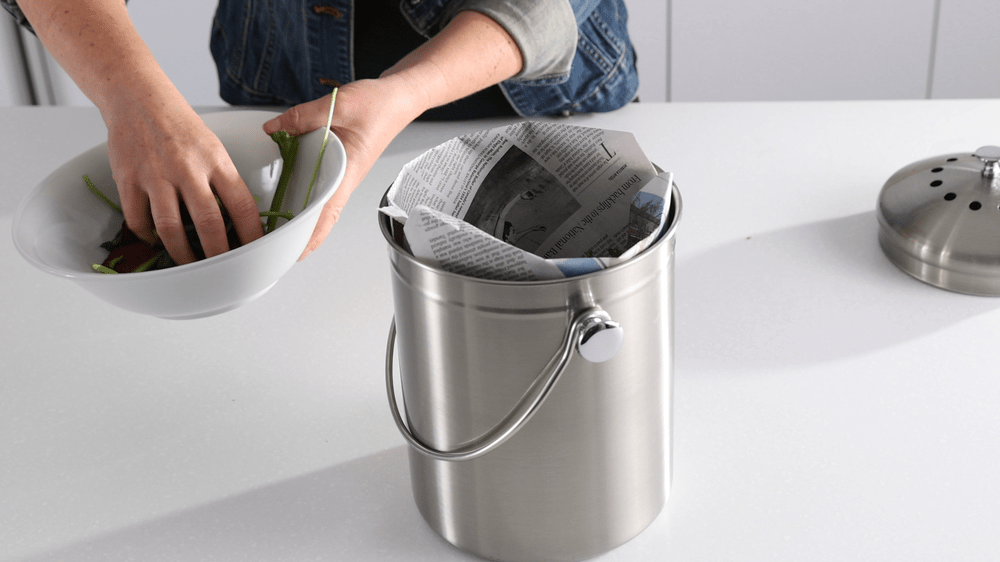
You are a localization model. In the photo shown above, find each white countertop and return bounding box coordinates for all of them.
[3,100,1000,561]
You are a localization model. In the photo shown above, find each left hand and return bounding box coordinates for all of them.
[263,76,425,259]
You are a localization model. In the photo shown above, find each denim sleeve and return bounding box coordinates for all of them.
[455,0,577,81]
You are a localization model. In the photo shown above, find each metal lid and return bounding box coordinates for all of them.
[877,146,1000,296]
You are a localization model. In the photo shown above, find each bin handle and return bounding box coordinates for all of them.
[385,307,621,462]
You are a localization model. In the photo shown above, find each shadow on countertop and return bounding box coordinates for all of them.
[674,211,1000,373]
[17,447,480,562]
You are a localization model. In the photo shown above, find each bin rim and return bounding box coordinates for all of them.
[378,182,682,287]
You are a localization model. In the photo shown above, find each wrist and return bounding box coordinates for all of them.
[97,68,192,132]
[374,70,438,122]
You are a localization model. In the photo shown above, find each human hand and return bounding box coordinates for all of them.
[104,97,264,264]
[262,76,426,259]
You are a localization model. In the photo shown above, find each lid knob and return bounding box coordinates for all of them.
[975,145,1000,177]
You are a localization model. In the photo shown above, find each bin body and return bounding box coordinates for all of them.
[382,185,679,562]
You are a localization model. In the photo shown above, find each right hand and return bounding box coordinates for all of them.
[262,77,425,260]
[104,95,264,264]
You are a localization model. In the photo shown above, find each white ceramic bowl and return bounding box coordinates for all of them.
[12,110,346,319]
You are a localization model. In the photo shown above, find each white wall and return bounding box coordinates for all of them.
[669,0,937,101]
[931,0,1000,98]
[626,0,668,103]
[623,0,1000,102]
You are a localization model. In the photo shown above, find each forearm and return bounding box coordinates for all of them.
[381,9,524,115]
[15,0,180,116]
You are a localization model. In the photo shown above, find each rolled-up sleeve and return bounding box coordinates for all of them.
[456,0,577,81]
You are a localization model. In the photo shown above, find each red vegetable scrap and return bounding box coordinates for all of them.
[100,221,167,273]
[97,204,244,274]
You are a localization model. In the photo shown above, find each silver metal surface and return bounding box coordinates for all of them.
[380,184,681,562]
[384,307,619,462]
[975,145,1000,177]
[877,146,1000,296]
[576,310,624,363]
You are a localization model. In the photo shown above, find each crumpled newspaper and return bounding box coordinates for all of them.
[380,121,674,281]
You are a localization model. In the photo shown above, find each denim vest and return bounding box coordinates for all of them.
[209,0,638,117]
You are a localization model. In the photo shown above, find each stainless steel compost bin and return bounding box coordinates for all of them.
[380,183,681,562]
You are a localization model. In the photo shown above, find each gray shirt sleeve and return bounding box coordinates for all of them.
[455,0,577,81]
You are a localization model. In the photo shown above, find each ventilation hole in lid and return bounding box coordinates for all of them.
[944,193,957,201]
[930,180,943,187]
[932,167,944,173]
[970,201,982,210]
[947,158,958,162]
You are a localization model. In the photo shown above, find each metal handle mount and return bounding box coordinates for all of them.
[385,307,624,462]
[975,145,1000,178]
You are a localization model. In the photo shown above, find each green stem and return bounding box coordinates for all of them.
[303,87,338,211]
[133,250,166,273]
[84,174,123,215]
[92,263,119,274]
[259,210,295,221]
[267,131,300,233]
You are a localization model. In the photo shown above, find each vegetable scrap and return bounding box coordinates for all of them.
[265,129,299,234]
[87,140,284,273]
[91,198,242,274]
